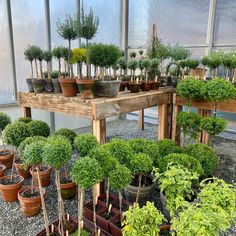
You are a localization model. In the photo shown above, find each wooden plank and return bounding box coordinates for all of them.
[138,109,144,130]
[22,106,31,118]
[158,104,169,140]
[171,104,183,144]
[92,119,106,144]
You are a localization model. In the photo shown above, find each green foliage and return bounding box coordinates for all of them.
[140,59,151,70]
[129,153,153,175]
[127,60,138,71]
[43,135,72,169]
[154,165,198,216]
[139,50,143,56]
[187,59,199,69]
[201,78,236,102]
[24,45,42,60]
[70,48,87,63]
[169,44,191,62]
[185,144,219,176]
[24,45,34,62]
[15,117,32,123]
[130,52,136,59]
[176,77,205,103]
[157,139,183,157]
[105,138,132,166]
[52,46,64,59]
[117,57,127,71]
[53,128,77,146]
[70,229,89,236]
[22,140,46,166]
[28,120,50,137]
[176,111,201,139]
[61,47,70,60]
[209,51,222,68]
[159,153,203,176]
[109,164,132,190]
[70,156,103,189]
[201,117,227,136]
[89,43,121,67]
[3,121,32,147]
[51,71,59,78]
[43,50,52,62]
[0,112,11,131]
[122,201,165,236]
[74,133,98,157]
[201,56,210,67]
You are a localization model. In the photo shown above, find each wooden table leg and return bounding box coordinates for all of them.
[158,104,169,140]
[171,104,183,144]
[22,106,31,118]
[92,119,106,144]
[138,109,144,130]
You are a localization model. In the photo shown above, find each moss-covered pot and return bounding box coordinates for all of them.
[26,78,34,93]
[76,79,95,99]
[93,80,121,98]
[32,79,45,93]
[52,78,62,93]
[60,175,77,200]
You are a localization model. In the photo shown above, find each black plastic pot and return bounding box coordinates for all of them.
[26,78,34,92]
[52,78,62,93]
[32,79,45,93]
[93,80,121,98]
[44,79,54,92]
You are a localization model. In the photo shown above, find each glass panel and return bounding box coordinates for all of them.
[11,0,46,92]
[0,1,15,103]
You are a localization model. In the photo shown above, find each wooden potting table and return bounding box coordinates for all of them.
[17,88,173,144]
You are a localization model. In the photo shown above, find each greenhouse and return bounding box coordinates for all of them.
[0,0,236,235]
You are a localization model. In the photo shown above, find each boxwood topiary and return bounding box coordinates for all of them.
[157,139,183,157]
[15,117,32,123]
[185,144,219,176]
[159,153,203,176]
[3,121,32,147]
[74,133,99,157]
[28,120,50,137]
[200,117,227,136]
[0,112,11,131]
[53,128,77,146]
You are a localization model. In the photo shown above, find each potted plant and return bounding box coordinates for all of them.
[57,15,78,97]
[53,128,77,147]
[76,6,99,98]
[70,156,104,236]
[187,59,199,76]
[70,48,87,78]
[127,60,140,93]
[124,153,153,205]
[28,120,51,137]
[157,139,183,158]
[43,50,53,92]
[122,201,166,236]
[140,59,151,91]
[117,57,127,91]
[149,58,161,90]
[0,112,13,169]
[108,164,132,236]
[43,135,73,234]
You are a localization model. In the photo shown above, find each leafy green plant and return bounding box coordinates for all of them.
[51,70,59,79]
[127,60,138,78]
[187,59,199,69]
[141,59,151,81]
[28,120,50,137]
[70,48,87,77]
[43,50,52,79]
[53,128,76,146]
[201,117,227,136]
[0,112,11,150]
[185,143,219,177]
[157,139,183,157]
[52,46,64,74]
[74,133,98,157]
[148,58,160,79]
[159,153,203,176]
[15,117,32,123]
[130,52,136,59]
[169,44,191,62]
[123,201,165,236]
[24,46,35,78]
[117,57,127,76]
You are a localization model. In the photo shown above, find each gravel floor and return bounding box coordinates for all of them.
[0,120,235,236]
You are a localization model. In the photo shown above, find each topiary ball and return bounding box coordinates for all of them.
[43,135,72,169]
[70,156,104,189]
[109,164,132,190]
[185,144,219,176]
[53,128,77,146]
[159,153,203,176]
[157,139,183,157]
[15,117,32,123]
[3,121,32,147]
[0,112,11,131]
[201,117,227,136]
[28,120,50,137]
[74,134,99,157]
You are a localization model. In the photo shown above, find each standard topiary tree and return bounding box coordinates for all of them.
[70,157,103,236]
[157,139,183,157]
[129,153,153,205]
[52,46,64,75]
[15,117,32,123]
[127,60,138,80]
[53,128,77,146]
[0,112,11,151]
[43,50,52,80]
[28,120,50,137]
[74,133,99,157]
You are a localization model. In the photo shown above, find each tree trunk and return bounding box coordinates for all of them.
[118,191,123,222]
[78,188,85,236]
[58,58,61,75]
[35,59,39,78]
[47,62,51,79]
[135,174,142,206]
[10,149,15,181]
[30,61,33,78]
[86,39,90,79]
[106,178,109,208]
[0,130,5,152]
[68,40,71,77]
[39,61,43,79]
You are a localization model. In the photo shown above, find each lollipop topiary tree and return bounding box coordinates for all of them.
[53,128,77,147]
[28,120,50,137]
[52,46,64,75]
[43,50,52,80]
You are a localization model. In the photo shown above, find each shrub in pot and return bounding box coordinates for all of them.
[117,57,128,91]
[127,60,140,93]
[149,58,161,90]
[70,156,104,236]
[28,120,50,138]
[70,48,87,78]
[43,50,54,92]
[157,139,183,158]
[15,117,32,123]
[53,128,77,147]
[140,59,152,91]
[0,112,13,169]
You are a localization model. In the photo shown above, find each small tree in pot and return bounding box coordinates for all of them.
[43,50,53,92]
[28,120,50,138]
[53,128,77,147]
[127,60,140,93]
[24,46,35,92]
[52,46,64,76]
[70,48,87,77]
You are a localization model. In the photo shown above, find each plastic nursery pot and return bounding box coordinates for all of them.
[112,198,131,213]
[54,215,77,235]
[76,78,95,99]
[32,79,45,93]
[18,186,45,217]
[93,80,121,98]
[98,193,118,206]
[109,214,123,236]
[84,200,106,222]
[151,81,161,90]
[59,78,78,97]
[128,82,141,93]
[52,78,62,93]
[159,224,171,236]
[35,225,59,236]
[26,78,34,92]
[14,159,31,179]
[44,79,54,93]
[141,82,152,91]
[0,149,14,169]
[119,81,127,91]
[30,166,52,187]
[0,175,24,202]
[60,174,77,200]
[0,164,6,178]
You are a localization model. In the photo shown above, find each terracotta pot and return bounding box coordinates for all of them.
[44,79,54,92]
[54,215,77,235]
[52,78,62,93]
[151,81,161,90]
[141,82,152,91]
[0,175,24,202]
[14,159,30,179]
[59,78,78,97]
[0,149,14,169]
[0,164,6,178]
[84,200,106,222]
[18,186,45,217]
[26,78,34,92]
[109,214,122,236]
[129,82,141,93]
[76,79,95,99]
[32,79,45,93]
[60,177,77,200]
[119,82,127,91]
[93,80,121,98]
[30,166,52,187]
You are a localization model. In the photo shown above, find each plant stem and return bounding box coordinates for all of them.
[39,61,43,79]
[92,184,98,234]
[59,58,61,75]
[106,178,109,208]
[86,39,89,79]
[0,130,5,152]
[31,165,34,195]
[135,174,142,206]
[47,62,51,80]
[118,191,123,222]
[68,39,71,77]
[78,188,84,236]
[64,167,68,179]
[10,148,15,182]
[30,61,33,78]
[35,59,39,78]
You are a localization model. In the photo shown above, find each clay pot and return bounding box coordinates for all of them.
[0,164,6,178]
[76,79,95,99]
[119,82,127,91]
[0,149,14,169]
[52,78,62,93]
[44,79,54,92]
[59,78,78,97]
[14,159,30,179]
[32,79,45,93]
[93,80,121,98]
[0,175,24,202]
[30,166,52,187]
[129,82,141,93]
[141,82,152,91]
[26,78,34,92]
[60,176,77,200]
[151,81,161,90]
[18,186,45,217]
